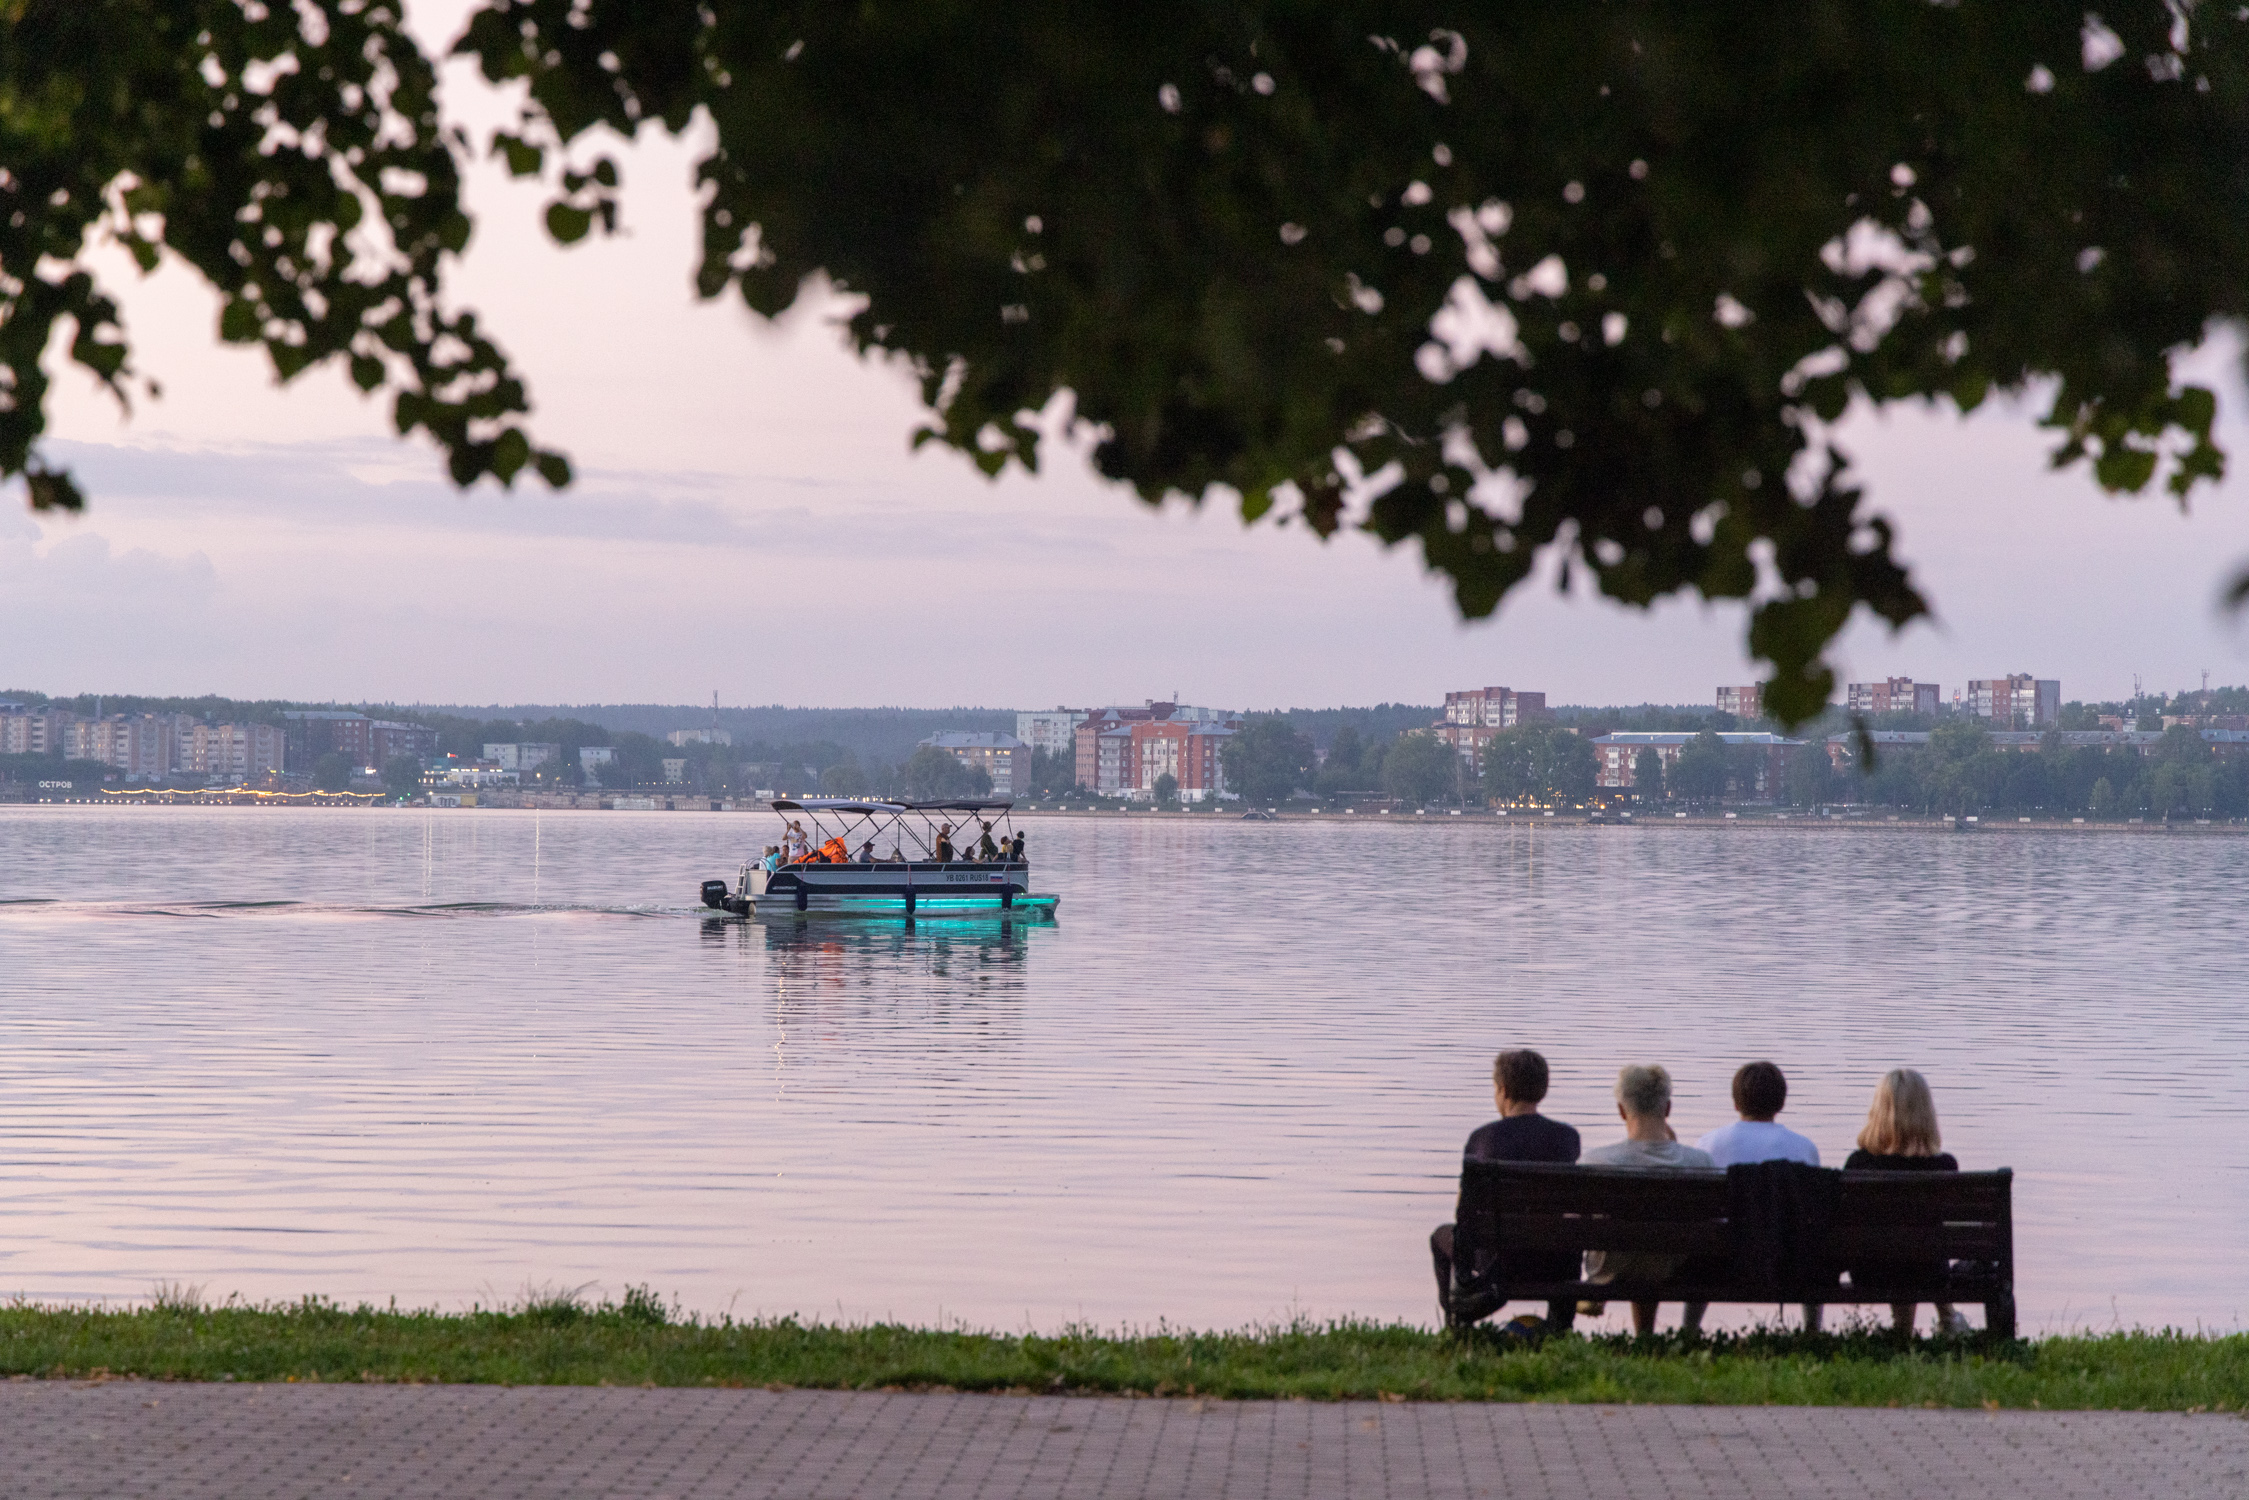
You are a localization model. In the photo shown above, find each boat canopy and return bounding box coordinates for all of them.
[769,798,1015,814]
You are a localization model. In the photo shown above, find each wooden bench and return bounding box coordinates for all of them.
[1444,1161,2015,1337]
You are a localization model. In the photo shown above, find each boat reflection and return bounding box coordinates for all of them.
[700,908,1053,999]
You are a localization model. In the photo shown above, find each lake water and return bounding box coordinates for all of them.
[2,806,2243,1336]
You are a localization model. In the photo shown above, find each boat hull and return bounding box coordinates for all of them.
[720,860,1058,918]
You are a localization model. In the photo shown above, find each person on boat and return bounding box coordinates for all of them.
[856,840,876,864]
[1009,831,1026,862]
[934,824,955,861]
[760,845,784,874]
[786,821,812,862]
[977,821,1000,861]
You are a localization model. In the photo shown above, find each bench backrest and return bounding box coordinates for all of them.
[1456,1160,2012,1270]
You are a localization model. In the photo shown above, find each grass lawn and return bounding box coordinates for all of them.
[1,1291,2243,1408]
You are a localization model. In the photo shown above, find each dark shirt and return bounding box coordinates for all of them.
[1464,1113,1580,1164]
[1843,1150,1958,1171]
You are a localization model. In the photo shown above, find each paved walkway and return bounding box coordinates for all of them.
[2,1384,2245,1498]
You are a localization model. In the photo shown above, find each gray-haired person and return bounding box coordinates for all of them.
[1581,1064,1714,1336]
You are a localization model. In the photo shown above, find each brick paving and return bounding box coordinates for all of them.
[2,1384,2245,1498]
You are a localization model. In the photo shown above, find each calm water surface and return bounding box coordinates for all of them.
[2,807,2243,1334]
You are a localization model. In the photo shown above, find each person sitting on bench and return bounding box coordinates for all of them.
[1844,1068,1966,1335]
[1696,1061,1820,1166]
[1694,1059,1824,1331]
[1581,1064,1715,1336]
[1429,1048,1579,1329]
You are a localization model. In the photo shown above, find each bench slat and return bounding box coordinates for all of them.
[1496,1215,1731,1255]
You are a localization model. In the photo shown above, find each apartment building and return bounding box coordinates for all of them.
[1845,677,1941,717]
[1015,709,1088,759]
[65,714,176,779]
[176,720,285,780]
[1962,675,2060,728]
[1591,731,1805,798]
[282,710,374,769]
[921,731,1027,796]
[1072,701,1228,790]
[0,703,73,756]
[1432,686,1551,775]
[1715,685,1763,720]
[483,742,562,774]
[1124,718,1235,801]
[370,721,437,766]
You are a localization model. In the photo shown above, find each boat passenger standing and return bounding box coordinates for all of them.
[935,824,955,862]
[787,821,812,862]
[977,822,999,861]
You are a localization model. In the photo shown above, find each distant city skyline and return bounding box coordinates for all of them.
[9,95,2249,710]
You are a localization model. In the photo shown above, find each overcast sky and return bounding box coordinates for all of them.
[10,30,2249,711]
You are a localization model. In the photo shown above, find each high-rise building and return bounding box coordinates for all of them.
[1963,675,2060,728]
[1071,702,1227,790]
[1432,686,1552,775]
[370,721,438,766]
[1845,678,1940,717]
[1715,685,1763,720]
[65,714,176,779]
[1015,709,1088,759]
[282,710,373,770]
[176,721,285,780]
[1123,719,1235,801]
[0,704,75,757]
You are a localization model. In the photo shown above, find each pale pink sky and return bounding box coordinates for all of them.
[8,21,2249,709]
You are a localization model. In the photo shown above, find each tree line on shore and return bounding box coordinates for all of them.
[1219,712,2249,819]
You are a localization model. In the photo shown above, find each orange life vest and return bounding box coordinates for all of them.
[819,837,850,864]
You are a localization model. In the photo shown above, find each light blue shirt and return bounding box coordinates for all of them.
[1695,1119,1821,1167]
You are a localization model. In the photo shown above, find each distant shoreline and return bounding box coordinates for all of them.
[1011,807,2249,834]
[9,799,2242,834]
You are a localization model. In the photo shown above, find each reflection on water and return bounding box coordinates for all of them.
[1,806,2246,1335]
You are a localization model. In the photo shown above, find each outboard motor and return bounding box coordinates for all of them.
[700,879,729,910]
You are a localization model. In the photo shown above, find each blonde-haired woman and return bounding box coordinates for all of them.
[1844,1069,1966,1334]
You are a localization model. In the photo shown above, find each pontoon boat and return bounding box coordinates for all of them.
[698,798,1058,918]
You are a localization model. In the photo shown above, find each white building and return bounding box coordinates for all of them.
[666,728,732,747]
[1015,709,1087,759]
[483,742,561,774]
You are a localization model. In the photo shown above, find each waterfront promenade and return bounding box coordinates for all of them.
[5,1384,2245,1498]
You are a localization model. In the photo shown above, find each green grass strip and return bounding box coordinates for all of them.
[2,1292,2243,1408]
